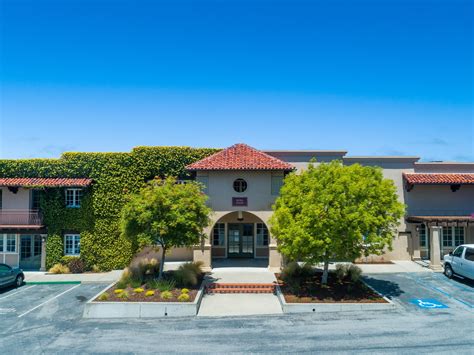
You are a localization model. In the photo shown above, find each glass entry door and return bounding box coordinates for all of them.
[228,224,254,258]
[19,235,42,270]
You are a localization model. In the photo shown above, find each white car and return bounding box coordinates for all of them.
[443,244,474,280]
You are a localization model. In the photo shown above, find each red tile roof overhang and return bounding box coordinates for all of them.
[186,143,294,171]
[0,178,93,188]
[403,173,474,185]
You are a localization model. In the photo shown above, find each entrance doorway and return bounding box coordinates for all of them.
[19,235,42,270]
[228,223,254,258]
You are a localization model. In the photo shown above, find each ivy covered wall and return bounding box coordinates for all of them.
[0,147,219,270]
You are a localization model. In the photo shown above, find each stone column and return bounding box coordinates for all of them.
[268,232,282,271]
[40,235,47,272]
[193,224,212,271]
[429,226,443,271]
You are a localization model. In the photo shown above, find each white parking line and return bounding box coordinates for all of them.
[0,285,36,300]
[18,284,81,318]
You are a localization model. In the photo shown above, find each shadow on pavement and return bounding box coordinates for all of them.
[363,276,405,300]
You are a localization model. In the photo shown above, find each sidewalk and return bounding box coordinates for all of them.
[24,270,122,284]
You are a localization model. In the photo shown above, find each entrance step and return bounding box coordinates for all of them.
[206,282,276,294]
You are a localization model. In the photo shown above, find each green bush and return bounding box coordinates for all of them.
[117,291,129,300]
[181,288,189,294]
[160,290,172,300]
[49,263,70,274]
[177,293,190,302]
[173,262,204,287]
[129,257,160,282]
[98,293,109,301]
[130,279,143,288]
[334,264,362,283]
[348,265,362,283]
[147,278,176,292]
[335,264,349,283]
[280,261,314,294]
[67,257,85,274]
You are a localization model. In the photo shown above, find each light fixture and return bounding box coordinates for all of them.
[237,211,243,221]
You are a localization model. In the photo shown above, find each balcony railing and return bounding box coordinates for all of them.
[0,209,43,226]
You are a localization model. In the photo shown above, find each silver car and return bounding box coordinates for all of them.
[0,263,25,288]
[443,244,474,280]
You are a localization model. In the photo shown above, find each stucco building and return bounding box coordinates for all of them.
[1,143,473,271]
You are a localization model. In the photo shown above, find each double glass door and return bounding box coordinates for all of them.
[228,223,254,258]
[19,235,42,270]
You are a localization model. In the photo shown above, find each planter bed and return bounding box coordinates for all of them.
[275,272,395,313]
[83,282,205,318]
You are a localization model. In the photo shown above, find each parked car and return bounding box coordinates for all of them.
[0,263,25,288]
[443,244,474,280]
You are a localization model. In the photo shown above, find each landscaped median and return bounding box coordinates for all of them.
[274,263,396,313]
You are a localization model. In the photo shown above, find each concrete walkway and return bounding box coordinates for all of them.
[24,270,122,284]
[353,260,433,274]
[198,267,282,317]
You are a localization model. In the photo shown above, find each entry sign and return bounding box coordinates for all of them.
[410,299,448,309]
[232,197,248,207]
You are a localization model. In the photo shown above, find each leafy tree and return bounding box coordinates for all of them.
[270,161,405,284]
[121,177,211,279]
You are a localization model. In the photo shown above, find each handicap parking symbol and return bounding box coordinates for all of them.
[410,299,448,309]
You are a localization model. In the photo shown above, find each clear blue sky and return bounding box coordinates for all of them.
[0,0,472,161]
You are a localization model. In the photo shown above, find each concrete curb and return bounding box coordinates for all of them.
[83,282,205,318]
[275,281,397,313]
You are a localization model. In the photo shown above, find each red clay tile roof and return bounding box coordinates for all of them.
[186,143,294,171]
[0,178,92,187]
[403,173,474,185]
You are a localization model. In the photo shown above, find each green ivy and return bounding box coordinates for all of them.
[0,147,219,271]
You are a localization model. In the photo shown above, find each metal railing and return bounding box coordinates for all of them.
[0,209,43,226]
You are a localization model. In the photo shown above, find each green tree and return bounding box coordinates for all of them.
[120,177,211,279]
[270,161,405,284]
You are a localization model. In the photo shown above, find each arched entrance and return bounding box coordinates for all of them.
[210,211,270,265]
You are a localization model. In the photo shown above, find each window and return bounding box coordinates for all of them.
[212,223,225,246]
[0,264,11,272]
[442,226,465,248]
[465,248,474,261]
[233,179,247,193]
[419,224,427,248]
[31,189,41,210]
[256,223,269,246]
[65,189,82,208]
[1,234,17,253]
[271,176,284,196]
[452,246,464,258]
[196,176,209,194]
[64,234,80,255]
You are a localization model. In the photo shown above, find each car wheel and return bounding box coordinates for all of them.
[15,275,24,287]
[444,264,454,279]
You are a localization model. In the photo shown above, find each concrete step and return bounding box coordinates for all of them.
[206,282,276,294]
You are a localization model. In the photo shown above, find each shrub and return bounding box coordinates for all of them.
[147,278,176,292]
[160,290,172,300]
[117,291,129,300]
[335,264,349,283]
[181,288,189,294]
[177,293,190,302]
[49,263,70,274]
[68,258,86,274]
[92,265,101,273]
[173,262,204,287]
[114,289,124,294]
[130,279,143,288]
[98,293,109,301]
[134,287,144,293]
[348,265,362,283]
[116,279,128,289]
[280,262,313,295]
[145,290,155,297]
[128,257,161,283]
[334,264,362,283]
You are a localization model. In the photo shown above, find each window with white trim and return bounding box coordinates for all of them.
[419,224,427,248]
[65,189,82,208]
[442,226,464,248]
[212,223,225,246]
[0,234,17,253]
[64,234,81,255]
[256,223,269,246]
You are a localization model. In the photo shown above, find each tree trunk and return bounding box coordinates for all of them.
[158,244,166,280]
[321,258,329,285]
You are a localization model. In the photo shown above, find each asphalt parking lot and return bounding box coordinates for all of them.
[0,273,473,354]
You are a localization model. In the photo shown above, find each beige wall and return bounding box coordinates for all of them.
[1,187,31,210]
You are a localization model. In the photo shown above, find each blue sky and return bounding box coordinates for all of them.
[0,0,472,161]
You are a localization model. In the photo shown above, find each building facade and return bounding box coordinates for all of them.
[0,144,473,271]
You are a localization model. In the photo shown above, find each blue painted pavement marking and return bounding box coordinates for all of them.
[410,299,448,309]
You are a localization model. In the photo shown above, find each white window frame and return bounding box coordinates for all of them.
[0,234,18,254]
[442,226,465,248]
[65,188,82,208]
[64,234,81,256]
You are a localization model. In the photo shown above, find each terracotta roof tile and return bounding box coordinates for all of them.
[0,178,92,188]
[186,143,294,171]
[403,173,474,185]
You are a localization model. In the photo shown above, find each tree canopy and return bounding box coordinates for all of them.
[270,160,405,284]
[120,177,211,278]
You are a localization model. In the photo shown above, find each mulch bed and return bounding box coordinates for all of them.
[275,272,387,304]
